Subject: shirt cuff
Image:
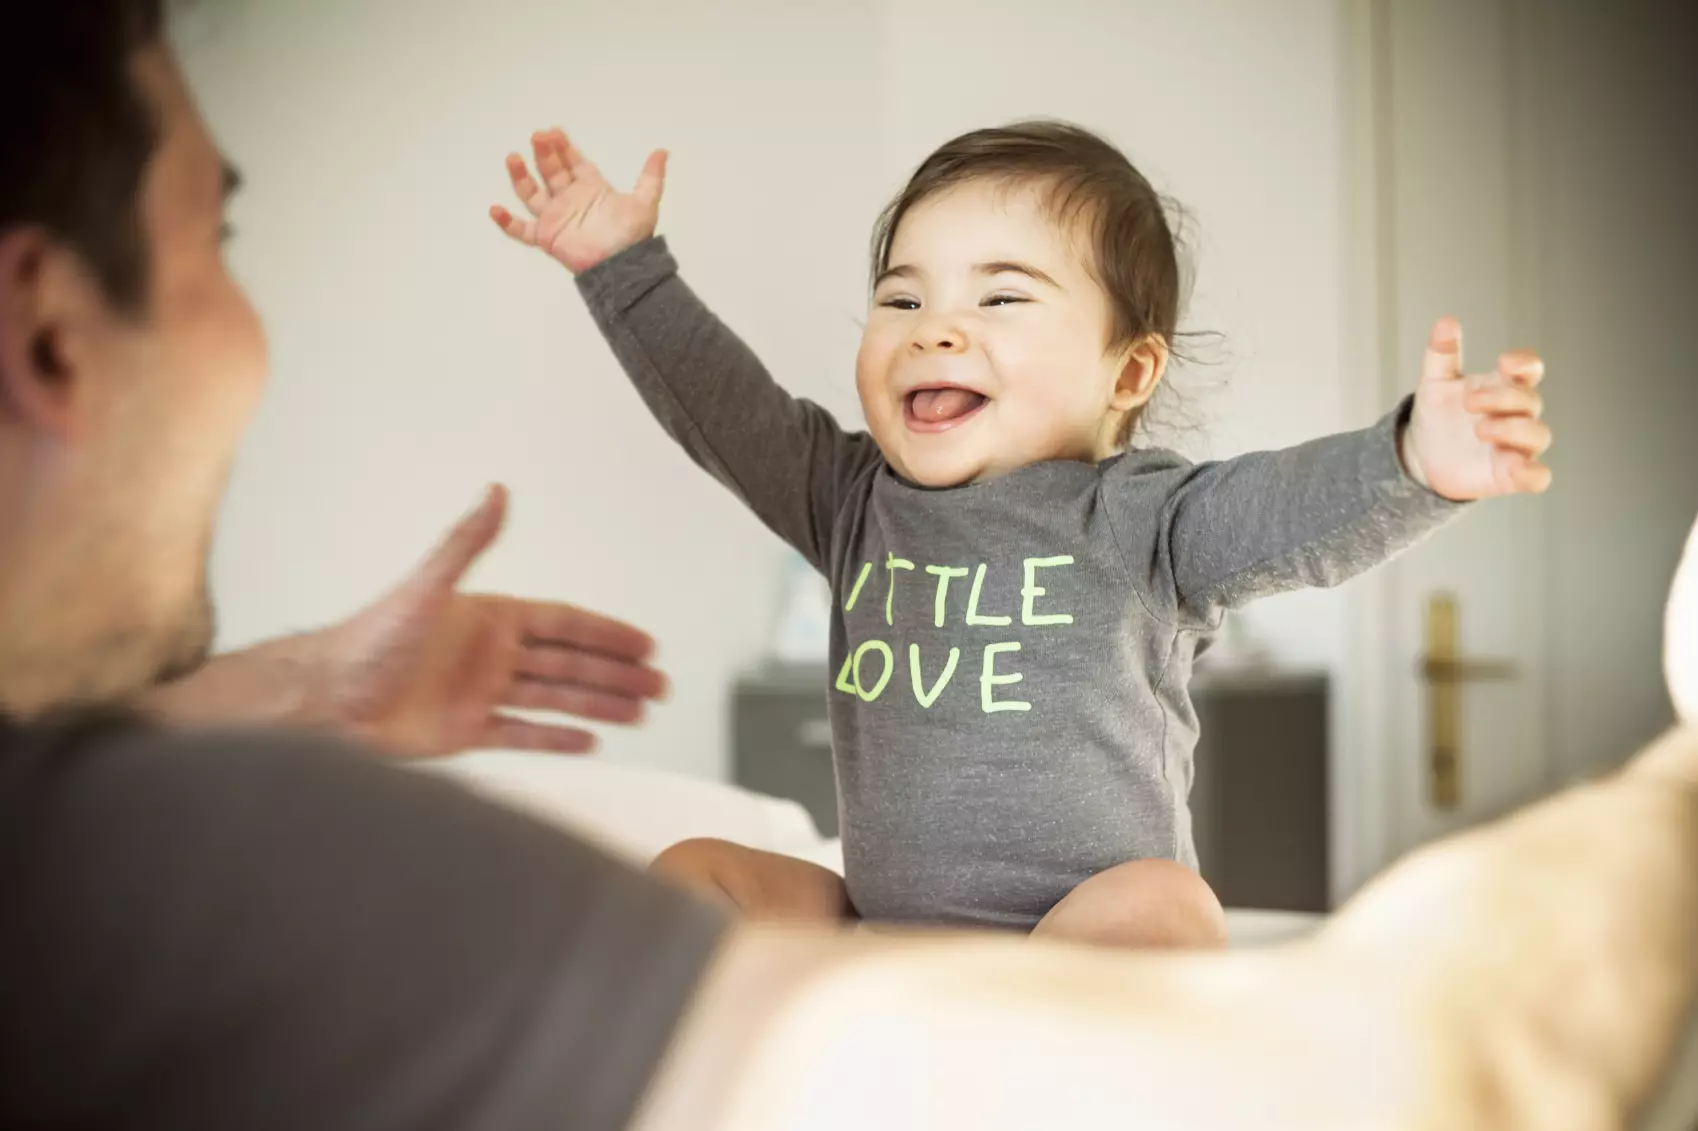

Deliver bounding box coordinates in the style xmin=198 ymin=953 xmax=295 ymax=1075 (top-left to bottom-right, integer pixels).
xmin=575 ymin=236 xmax=680 ymax=318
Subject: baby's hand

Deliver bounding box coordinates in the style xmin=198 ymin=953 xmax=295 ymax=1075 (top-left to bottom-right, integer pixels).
xmin=489 ymin=128 xmax=667 ymax=275
xmin=1401 ymin=317 xmax=1553 ymax=501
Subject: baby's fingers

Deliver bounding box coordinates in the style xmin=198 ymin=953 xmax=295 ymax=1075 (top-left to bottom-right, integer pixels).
xmin=489 ymin=205 xmax=537 ymax=246
xmin=1476 ymin=414 xmax=1552 ymax=457
xmin=535 ymin=128 xmax=574 ymax=192
xmin=1496 ymin=349 xmax=1545 ymax=388
xmin=1464 ymin=381 xmax=1544 ymax=419
xmin=505 ymin=153 xmax=549 ymax=216
xmin=1496 ymin=450 xmax=1554 ymax=495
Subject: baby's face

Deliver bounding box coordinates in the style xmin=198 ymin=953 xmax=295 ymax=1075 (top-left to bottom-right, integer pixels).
xmin=857 ymin=181 xmax=1133 ymax=487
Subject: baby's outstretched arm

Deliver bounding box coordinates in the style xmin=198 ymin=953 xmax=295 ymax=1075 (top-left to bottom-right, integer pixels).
xmin=1118 ymin=319 xmax=1551 ymax=625
xmin=490 ymin=130 xmax=877 ymax=572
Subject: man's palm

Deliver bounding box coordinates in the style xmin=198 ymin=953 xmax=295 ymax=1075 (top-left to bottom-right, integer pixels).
xmin=333 ymin=582 xmax=526 ymax=757
xmin=327 ymin=486 xmax=666 ymax=758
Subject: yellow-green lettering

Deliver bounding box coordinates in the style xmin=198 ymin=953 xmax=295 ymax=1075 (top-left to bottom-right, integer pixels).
xmin=835 ymin=652 xmax=857 ymax=696
xmin=924 ymin=565 xmax=971 ymax=627
xmin=965 ymin=563 xmax=1013 ymax=627
xmin=909 ymin=644 xmax=962 ymax=709
xmin=852 ymin=640 xmax=895 ymax=702
xmin=1021 ymin=555 xmax=1077 ymax=626
xmin=885 ymin=553 xmax=915 ymax=626
xmin=844 ymin=562 xmax=873 ymax=613
xmin=980 ymin=642 xmax=1031 ymax=713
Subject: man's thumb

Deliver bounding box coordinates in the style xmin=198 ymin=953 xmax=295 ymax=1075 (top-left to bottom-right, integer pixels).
xmin=409 ymin=484 xmax=508 ymax=596
xmin=1420 ymin=316 xmax=1464 ymax=384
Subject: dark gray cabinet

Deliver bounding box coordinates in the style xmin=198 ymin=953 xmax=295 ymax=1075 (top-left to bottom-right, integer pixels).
xmin=731 ymin=665 xmax=841 ymax=836
xmin=731 ymin=665 xmax=1330 ymax=911
xmin=1188 ymin=670 xmax=1330 ymax=913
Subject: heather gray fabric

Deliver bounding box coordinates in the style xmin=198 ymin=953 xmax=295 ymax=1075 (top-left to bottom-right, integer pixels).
xmin=0 ymin=711 xmax=726 ymax=1131
xmin=580 ymin=236 xmax=1463 ymax=930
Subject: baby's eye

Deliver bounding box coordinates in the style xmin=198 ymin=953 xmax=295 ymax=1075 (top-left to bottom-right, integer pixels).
xmin=982 ymin=294 xmax=1028 ymax=307
xmin=879 ymin=297 xmax=920 ymax=311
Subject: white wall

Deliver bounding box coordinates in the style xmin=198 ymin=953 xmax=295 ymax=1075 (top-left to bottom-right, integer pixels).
xmin=178 ymin=0 xmax=1357 ymax=780
xmin=1533 ymin=0 xmax=1698 ymax=783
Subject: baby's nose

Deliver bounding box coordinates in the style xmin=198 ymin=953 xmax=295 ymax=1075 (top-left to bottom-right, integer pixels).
xmin=911 ymin=324 xmax=967 ymax=353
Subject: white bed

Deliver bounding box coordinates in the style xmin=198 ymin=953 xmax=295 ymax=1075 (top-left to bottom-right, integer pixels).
xmin=427 ymin=751 xmax=1319 ymax=947
xmin=430 ymin=751 xmax=1698 ymax=1128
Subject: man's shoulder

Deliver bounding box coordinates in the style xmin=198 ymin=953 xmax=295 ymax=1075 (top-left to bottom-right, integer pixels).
xmin=0 ymin=707 xmax=382 ymax=798
xmin=0 ymin=709 xmax=430 ymax=872
xmin=0 ymin=708 xmax=729 ymax=1131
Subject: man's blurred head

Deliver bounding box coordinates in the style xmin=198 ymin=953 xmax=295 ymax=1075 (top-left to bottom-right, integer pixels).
xmin=0 ymin=3 xmax=268 ymax=716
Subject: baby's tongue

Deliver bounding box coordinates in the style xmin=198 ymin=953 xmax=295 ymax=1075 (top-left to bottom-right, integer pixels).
xmin=911 ymin=388 xmax=985 ymax=422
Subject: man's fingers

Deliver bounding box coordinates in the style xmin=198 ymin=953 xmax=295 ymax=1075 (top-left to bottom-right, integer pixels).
xmin=634 ymin=149 xmax=668 ymax=209
xmin=503 ymin=680 xmax=647 ymax=726
xmin=489 ymin=205 xmax=537 ymax=246
xmin=516 ymin=643 xmax=669 ymax=701
xmin=1420 ymin=316 xmax=1465 ymax=384
xmin=483 ymin=715 xmax=599 ymax=755
xmin=1477 ymin=415 xmax=1553 ymax=457
xmin=521 ymin=601 xmax=657 ymax=663
xmin=408 ymin=485 xmax=508 ymax=597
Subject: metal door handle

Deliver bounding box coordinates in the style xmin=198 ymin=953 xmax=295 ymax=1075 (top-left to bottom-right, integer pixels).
xmin=1418 ymin=593 xmax=1518 ymax=809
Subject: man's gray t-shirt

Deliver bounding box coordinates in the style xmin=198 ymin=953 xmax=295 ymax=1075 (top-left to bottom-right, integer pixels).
xmin=0 ymin=710 xmax=726 ymax=1130
xmin=579 ymin=237 xmax=1462 ymax=930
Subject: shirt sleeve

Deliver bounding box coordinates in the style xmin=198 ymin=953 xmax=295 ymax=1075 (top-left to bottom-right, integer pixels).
xmin=1102 ymin=399 xmax=1467 ymax=628
xmin=575 ymin=236 xmax=881 ymax=572
xmin=0 ymin=712 xmax=728 ymax=1131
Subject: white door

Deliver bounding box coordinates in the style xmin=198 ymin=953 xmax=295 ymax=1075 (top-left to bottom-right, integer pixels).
xmin=1342 ymin=0 xmax=1698 ymax=880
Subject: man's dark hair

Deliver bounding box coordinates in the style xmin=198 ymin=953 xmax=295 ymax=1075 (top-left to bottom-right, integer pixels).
xmin=1 ymin=1 xmax=167 ymax=311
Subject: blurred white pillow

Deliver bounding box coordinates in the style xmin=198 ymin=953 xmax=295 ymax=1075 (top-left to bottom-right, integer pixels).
xmin=423 ymin=753 xmax=826 ymax=867
xmin=1667 ymin=514 xmax=1698 ymax=723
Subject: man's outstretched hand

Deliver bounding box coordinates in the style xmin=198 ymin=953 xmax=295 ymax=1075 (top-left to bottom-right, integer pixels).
xmin=147 ymin=485 xmax=668 ymax=758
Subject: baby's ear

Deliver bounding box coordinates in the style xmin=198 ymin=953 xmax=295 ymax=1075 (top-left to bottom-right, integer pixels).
xmin=1111 ymin=334 xmax=1170 ymax=411
xmin=1666 ymin=512 xmax=1698 ymax=724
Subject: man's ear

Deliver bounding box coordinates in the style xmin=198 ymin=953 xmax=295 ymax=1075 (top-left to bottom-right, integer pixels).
xmin=1666 ymin=513 xmax=1698 ymax=724
xmin=1110 ymin=333 xmax=1170 ymax=413
xmin=0 ymin=228 xmax=90 ymax=439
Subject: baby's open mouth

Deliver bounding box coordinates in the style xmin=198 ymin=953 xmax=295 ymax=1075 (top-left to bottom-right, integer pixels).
xmin=905 ymin=387 xmax=988 ymax=430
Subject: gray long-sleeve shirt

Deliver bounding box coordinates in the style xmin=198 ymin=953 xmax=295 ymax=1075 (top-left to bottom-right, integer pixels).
xmin=580 ymin=237 xmax=1463 ymax=930
xmin=0 ymin=711 xmax=726 ymax=1130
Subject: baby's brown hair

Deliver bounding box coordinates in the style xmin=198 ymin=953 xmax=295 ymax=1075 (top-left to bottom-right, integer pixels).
xmin=871 ymin=121 xmax=1187 ymax=447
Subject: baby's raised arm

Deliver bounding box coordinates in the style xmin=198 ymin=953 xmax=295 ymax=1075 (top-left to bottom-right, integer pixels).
xmin=490 ymin=130 xmax=877 ymax=571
